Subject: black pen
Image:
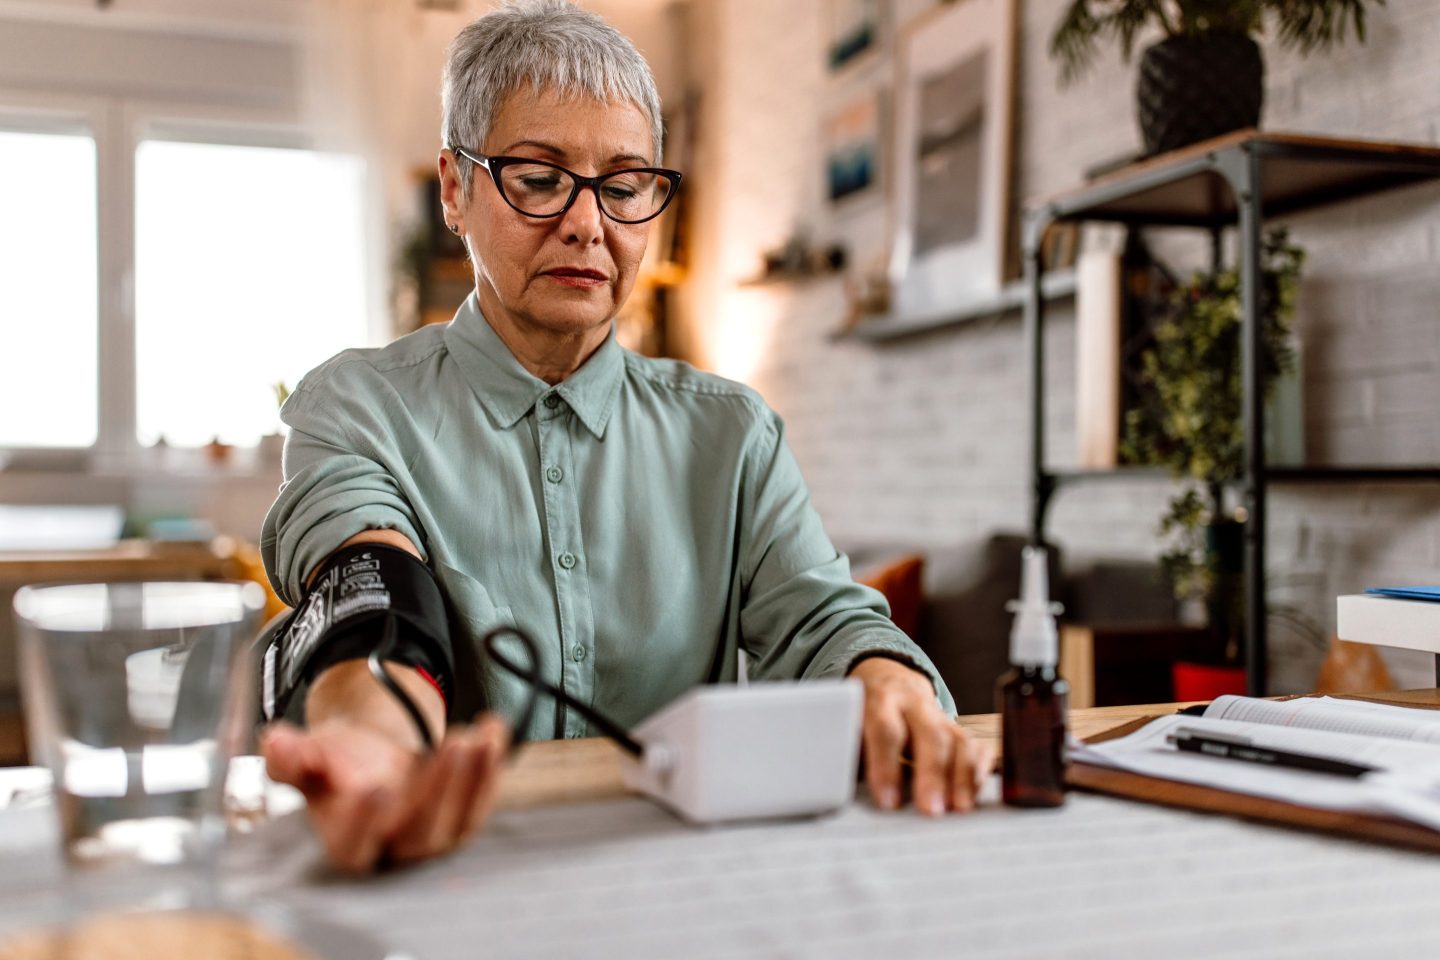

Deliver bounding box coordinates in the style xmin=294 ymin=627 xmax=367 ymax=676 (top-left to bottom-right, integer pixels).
xmin=1166 ymin=727 xmax=1379 ymax=778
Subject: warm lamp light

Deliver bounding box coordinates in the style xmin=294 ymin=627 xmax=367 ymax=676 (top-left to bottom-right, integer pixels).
xmin=711 ymin=287 xmax=782 ymax=384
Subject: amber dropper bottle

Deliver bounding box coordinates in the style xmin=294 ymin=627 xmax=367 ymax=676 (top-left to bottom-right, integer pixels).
xmin=999 ymin=545 xmax=1069 ymax=808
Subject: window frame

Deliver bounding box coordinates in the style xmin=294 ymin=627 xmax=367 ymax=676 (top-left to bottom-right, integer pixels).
xmin=0 ymin=90 xmax=109 ymax=473
xmin=0 ymin=90 xmax=384 ymax=476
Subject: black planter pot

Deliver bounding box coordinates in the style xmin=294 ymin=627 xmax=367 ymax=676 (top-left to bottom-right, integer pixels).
xmin=1137 ymin=33 xmax=1264 ymax=157
xmin=1205 ymin=518 xmax=1246 ymax=660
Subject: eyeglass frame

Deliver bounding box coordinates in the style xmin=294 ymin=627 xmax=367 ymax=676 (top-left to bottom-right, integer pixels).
xmin=453 ymin=147 xmax=683 ymax=225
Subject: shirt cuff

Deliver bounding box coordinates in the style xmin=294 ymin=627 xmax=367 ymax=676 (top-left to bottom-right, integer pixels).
xmin=267 ymin=508 xmax=425 ymax=607
xmin=810 ymin=635 xmax=954 ymax=715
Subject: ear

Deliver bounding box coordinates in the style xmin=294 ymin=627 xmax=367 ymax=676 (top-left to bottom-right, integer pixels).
xmin=438 ymin=149 xmax=466 ymax=228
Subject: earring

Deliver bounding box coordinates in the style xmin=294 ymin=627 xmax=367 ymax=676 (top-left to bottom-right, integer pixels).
xmin=449 ymin=223 xmax=460 ymax=234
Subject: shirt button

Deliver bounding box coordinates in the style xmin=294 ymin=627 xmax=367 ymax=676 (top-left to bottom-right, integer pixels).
xmin=543 ymin=393 xmax=560 ymax=409
xmin=572 ymin=644 xmax=587 ymax=662
xmin=546 ymin=466 xmax=563 ymax=484
xmin=558 ymin=552 xmax=576 ymax=570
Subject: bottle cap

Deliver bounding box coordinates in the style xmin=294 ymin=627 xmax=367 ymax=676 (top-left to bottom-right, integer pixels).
xmin=1006 ymin=545 xmax=1063 ymax=666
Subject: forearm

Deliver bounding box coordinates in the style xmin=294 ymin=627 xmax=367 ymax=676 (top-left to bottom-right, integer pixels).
xmin=289 ymin=527 xmax=448 ymax=751
xmin=305 ymin=659 xmax=446 ymax=753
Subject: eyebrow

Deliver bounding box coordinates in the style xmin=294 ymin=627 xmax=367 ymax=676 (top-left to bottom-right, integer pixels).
xmin=498 ymin=139 xmax=651 ymax=166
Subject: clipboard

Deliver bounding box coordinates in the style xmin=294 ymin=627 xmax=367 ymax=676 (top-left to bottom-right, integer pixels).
xmin=1067 ymin=694 xmax=1440 ymax=853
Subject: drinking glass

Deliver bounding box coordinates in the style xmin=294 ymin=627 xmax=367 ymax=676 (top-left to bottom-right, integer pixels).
xmin=14 ymin=580 xmax=264 ymax=915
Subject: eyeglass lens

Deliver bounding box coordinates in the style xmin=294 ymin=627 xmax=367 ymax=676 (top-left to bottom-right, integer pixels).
xmin=498 ymin=163 xmax=673 ymax=221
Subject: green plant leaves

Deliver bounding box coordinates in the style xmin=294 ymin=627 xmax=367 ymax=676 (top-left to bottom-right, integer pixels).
xmin=1049 ymin=0 xmax=1383 ymax=85
xmin=1123 ymin=228 xmax=1304 ymax=601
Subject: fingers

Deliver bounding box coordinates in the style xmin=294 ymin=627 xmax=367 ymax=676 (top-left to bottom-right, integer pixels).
xmin=321 ymin=785 xmax=394 ymax=874
xmin=458 ymin=716 xmax=512 ymax=840
xmin=967 ymin=737 xmax=997 ymax=802
xmin=385 ymin=716 xmax=512 ymax=865
xmin=859 ymin=687 xmax=992 ymax=817
xmin=862 ymin=686 xmax=907 ymax=811
xmin=260 ymin=723 xmax=327 ymax=797
xmin=945 ymin=726 xmax=983 ymax=813
xmin=902 ymin=701 xmax=954 ymax=817
xmin=387 ymin=740 xmax=475 ymax=863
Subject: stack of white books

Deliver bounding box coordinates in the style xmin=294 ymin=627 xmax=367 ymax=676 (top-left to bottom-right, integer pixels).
xmin=1338 ymin=587 xmax=1440 ymax=654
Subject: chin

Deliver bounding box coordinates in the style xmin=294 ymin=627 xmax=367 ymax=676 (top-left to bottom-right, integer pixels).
xmin=526 ymin=299 xmax=615 ymax=335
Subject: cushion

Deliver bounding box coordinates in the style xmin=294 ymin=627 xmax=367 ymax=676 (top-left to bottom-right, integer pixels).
xmin=854 ymin=553 xmax=925 ymax=640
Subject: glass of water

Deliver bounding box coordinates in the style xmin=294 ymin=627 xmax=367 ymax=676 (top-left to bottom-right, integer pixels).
xmin=14 ymin=581 xmax=264 ymax=915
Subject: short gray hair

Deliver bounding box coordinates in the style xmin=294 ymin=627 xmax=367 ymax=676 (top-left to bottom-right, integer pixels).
xmin=441 ymin=0 xmax=664 ymax=198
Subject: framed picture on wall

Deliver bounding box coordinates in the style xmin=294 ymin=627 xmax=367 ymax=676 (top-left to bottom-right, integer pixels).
xmin=827 ymin=0 xmax=884 ymax=73
xmin=887 ymin=0 xmax=1016 ymax=321
xmin=824 ymin=84 xmax=885 ymax=206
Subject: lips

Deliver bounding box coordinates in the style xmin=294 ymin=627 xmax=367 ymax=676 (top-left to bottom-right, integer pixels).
xmin=542 ymin=267 xmax=608 ymax=281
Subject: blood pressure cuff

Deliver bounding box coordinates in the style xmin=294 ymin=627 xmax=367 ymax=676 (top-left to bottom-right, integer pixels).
xmin=260 ymin=543 xmax=454 ymax=724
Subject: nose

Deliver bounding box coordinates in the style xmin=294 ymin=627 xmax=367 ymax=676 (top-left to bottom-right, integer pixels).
xmin=557 ymin=183 xmax=604 ymax=246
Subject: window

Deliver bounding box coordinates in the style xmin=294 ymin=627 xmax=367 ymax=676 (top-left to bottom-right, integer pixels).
xmin=134 ymin=140 xmax=369 ymax=447
xmin=0 ymin=128 xmax=98 ymax=448
xmin=0 ymin=96 xmax=379 ymax=470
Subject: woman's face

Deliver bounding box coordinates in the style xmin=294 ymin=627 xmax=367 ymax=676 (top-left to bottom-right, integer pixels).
xmin=442 ymin=85 xmax=655 ymax=341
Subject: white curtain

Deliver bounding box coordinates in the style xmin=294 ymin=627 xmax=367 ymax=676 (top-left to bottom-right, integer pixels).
xmin=299 ymin=0 xmax=489 ymax=337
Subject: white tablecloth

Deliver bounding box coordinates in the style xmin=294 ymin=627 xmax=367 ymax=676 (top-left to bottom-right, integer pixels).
xmin=7 ymin=768 xmax=1440 ymax=959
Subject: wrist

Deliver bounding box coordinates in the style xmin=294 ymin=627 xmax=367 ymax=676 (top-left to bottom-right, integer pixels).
xmin=847 ymin=653 xmax=936 ymax=696
xmin=848 ymin=651 xmax=922 ymax=680
xmin=307 ymin=659 xmax=446 ymax=753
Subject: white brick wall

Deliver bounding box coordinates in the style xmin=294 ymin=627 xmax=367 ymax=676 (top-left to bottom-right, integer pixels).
xmin=682 ymin=0 xmax=1440 ymax=692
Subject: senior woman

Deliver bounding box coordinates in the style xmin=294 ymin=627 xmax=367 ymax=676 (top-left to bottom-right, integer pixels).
xmin=260 ymin=0 xmax=990 ymax=873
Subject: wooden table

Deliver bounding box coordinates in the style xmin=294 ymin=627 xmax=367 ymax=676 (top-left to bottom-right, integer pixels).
xmin=494 ymin=698 xmax=1199 ymax=809
xmin=495 ymin=688 xmax=1440 ymax=810
xmin=0 ymin=538 xmax=245 ymax=586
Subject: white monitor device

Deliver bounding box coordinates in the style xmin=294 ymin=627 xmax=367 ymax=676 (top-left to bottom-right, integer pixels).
xmin=620 ymin=680 xmax=864 ymax=824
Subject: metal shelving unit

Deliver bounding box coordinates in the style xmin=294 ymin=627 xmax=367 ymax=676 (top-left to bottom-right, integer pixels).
xmin=1023 ymin=129 xmax=1440 ymax=696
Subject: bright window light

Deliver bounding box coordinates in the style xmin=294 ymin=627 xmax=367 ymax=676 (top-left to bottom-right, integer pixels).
xmin=135 ymin=140 xmax=370 ymax=448
xmin=0 ymin=129 xmax=98 ymax=448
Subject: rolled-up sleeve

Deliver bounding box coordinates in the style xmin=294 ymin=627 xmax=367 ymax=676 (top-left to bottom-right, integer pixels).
xmin=736 ymin=409 xmax=956 ymax=715
xmin=260 ymin=372 xmax=426 ymax=607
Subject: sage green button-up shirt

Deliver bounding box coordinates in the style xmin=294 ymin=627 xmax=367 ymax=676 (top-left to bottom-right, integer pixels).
xmin=261 ymin=292 xmax=953 ymax=740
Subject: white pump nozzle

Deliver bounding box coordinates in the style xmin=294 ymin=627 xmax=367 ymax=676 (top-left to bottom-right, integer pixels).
xmin=1006 ymin=545 xmax=1063 ymax=666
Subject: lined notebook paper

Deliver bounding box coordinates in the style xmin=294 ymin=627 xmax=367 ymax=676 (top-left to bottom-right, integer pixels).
xmin=1204 ymin=694 xmax=1440 ymax=743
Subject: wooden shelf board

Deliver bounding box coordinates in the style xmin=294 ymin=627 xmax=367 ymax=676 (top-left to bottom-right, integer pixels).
xmin=1268 ymin=466 xmax=1440 ymax=483
xmin=1032 ymin=130 xmax=1440 ymax=227
xmin=1046 ymin=465 xmax=1440 ymax=487
xmin=738 ymin=268 xmax=844 ymax=288
xmin=842 ymin=270 xmax=1078 ymax=343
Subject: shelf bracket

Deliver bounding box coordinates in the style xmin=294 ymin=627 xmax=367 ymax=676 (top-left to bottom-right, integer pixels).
xmin=1024 ymin=206 xmax=1059 ymax=547
xmin=1213 ymin=144 xmax=1269 ymax=698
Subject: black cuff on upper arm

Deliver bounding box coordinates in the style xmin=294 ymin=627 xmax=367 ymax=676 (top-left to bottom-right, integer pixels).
xmin=260 ymin=542 xmax=455 ymax=723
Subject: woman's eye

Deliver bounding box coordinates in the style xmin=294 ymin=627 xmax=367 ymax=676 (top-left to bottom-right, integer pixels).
xmin=519 ymin=175 xmax=563 ymax=191
xmin=602 ymin=185 xmax=638 ymax=201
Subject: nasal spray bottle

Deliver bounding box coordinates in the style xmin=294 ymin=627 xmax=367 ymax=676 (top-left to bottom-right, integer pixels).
xmin=999 ymin=545 xmax=1069 ymax=807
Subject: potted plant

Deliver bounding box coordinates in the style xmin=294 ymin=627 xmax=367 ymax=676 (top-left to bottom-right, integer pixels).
xmin=1122 ymin=228 xmax=1304 ymax=685
xmin=257 ymin=381 xmax=290 ymax=467
xmin=1050 ymin=0 xmax=1384 ymax=156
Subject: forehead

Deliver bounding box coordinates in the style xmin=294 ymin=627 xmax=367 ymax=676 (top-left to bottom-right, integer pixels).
xmin=486 ymin=84 xmax=654 ymax=164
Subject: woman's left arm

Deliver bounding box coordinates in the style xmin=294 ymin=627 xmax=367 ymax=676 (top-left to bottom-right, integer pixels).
xmin=735 ymin=410 xmax=991 ymax=815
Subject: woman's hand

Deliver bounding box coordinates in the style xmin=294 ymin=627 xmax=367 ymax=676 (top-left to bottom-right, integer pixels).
xmin=260 ymin=655 xmax=510 ymax=873
xmin=261 ymin=714 xmax=510 ymax=873
xmin=848 ymin=656 xmax=994 ymax=815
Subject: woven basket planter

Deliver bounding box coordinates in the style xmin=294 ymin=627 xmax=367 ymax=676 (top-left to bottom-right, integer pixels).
xmin=1137 ymin=33 xmax=1265 ymax=156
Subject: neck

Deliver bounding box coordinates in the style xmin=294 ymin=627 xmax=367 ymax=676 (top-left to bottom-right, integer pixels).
xmin=476 ymin=283 xmax=611 ymax=385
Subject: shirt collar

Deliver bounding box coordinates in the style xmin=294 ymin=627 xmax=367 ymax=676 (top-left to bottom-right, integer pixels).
xmin=443 ymin=290 xmax=625 ymax=439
